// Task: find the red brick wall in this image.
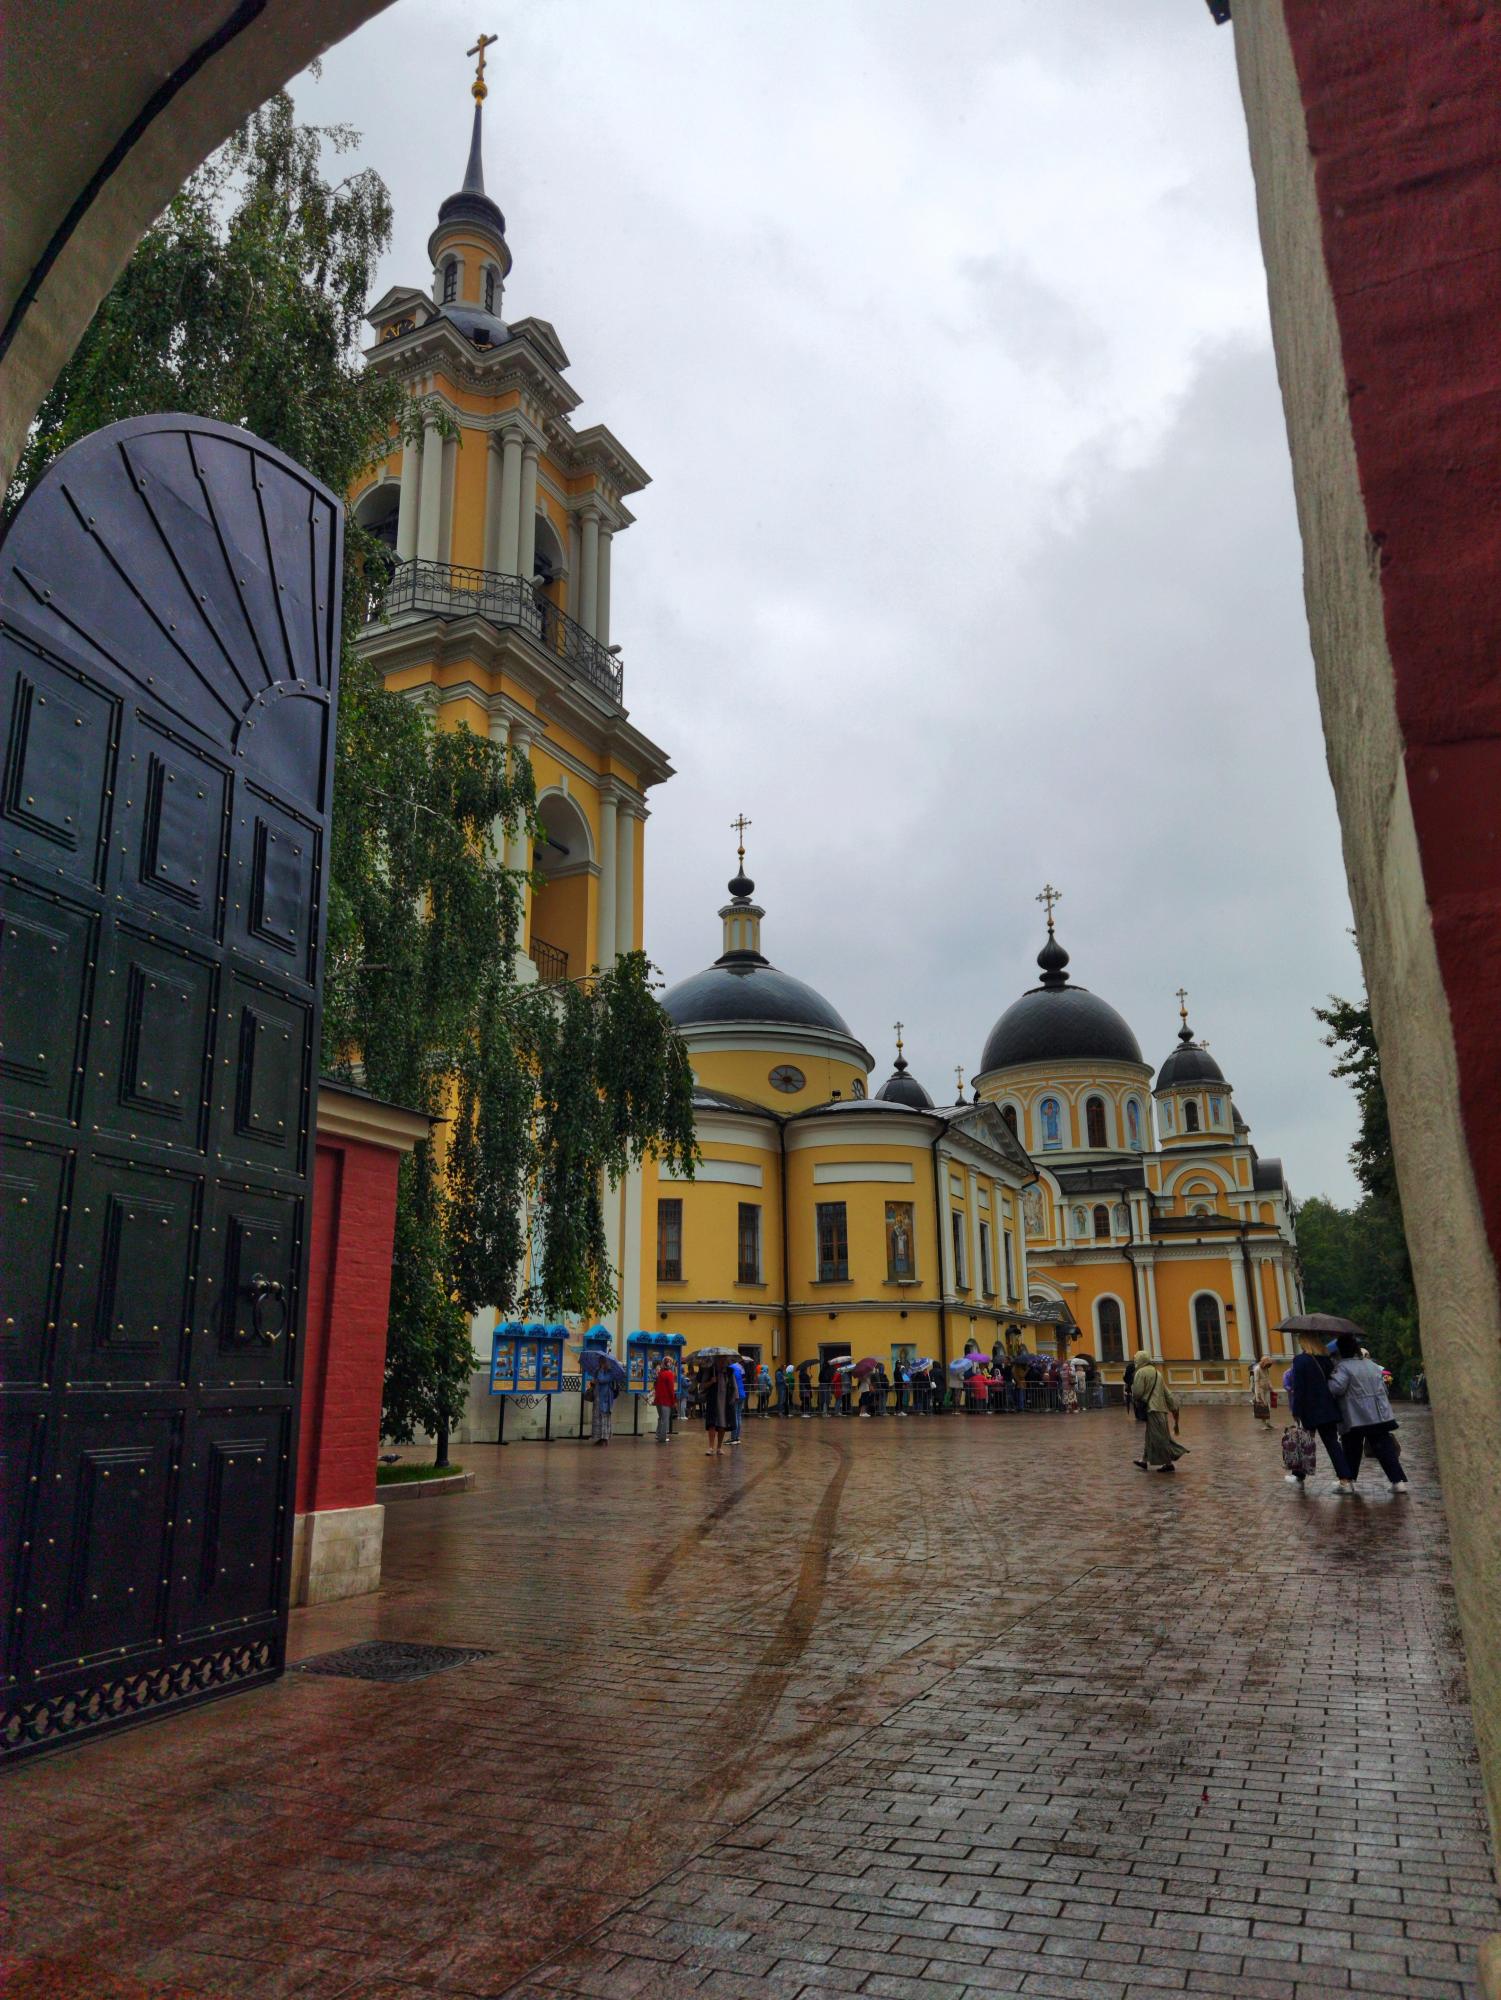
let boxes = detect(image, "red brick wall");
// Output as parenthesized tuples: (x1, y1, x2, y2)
(298, 1135, 402, 1516)
(1282, 0, 1501, 1269)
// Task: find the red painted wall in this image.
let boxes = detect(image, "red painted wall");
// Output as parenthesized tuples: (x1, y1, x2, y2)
(298, 1135, 402, 1516)
(1283, 0, 1501, 1265)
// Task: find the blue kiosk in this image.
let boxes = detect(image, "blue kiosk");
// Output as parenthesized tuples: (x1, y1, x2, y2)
(489, 1320, 567, 1442)
(626, 1330, 685, 1395)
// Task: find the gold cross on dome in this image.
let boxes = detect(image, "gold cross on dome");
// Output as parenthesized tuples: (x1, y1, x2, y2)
(954, 1063, 966, 1097)
(730, 813, 752, 865)
(893, 1020, 905, 1057)
(1036, 882, 1062, 930)
(1175, 986, 1190, 1026)
(468, 32, 498, 99)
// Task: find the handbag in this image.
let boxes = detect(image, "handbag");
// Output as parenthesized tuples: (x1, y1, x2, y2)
(1281, 1425, 1317, 1477)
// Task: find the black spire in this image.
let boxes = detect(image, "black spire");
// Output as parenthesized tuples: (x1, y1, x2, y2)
(432, 48, 507, 248)
(462, 98, 486, 194)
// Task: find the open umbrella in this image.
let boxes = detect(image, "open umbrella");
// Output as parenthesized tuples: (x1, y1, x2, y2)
(852, 1357, 881, 1376)
(579, 1348, 626, 1389)
(687, 1345, 742, 1362)
(949, 1353, 985, 1376)
(909, 1357, 935, 1374)
(1274, 1313, 1365, 1338)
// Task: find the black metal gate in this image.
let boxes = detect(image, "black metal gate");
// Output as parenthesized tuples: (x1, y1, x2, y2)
(1, 414, 341, 1758)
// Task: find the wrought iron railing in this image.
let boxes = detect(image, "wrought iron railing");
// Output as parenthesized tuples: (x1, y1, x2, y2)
(530, 936, 568, 986)
(367, 559, 623, 705)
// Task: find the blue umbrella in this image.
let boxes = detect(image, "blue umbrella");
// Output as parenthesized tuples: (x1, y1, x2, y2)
(949, 1354, 986, 1375)
(580, 1349, 626, 1388)
(910, 1357, 936, 1373)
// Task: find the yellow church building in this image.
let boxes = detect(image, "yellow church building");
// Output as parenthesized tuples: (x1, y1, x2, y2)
(355, 62, 1303, 1422)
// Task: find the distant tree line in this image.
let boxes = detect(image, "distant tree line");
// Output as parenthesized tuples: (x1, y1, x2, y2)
(1296, 994, 1420, 1382)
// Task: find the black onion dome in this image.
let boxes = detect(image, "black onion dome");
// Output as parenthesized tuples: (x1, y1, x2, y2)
(980, 926, 1143, 1072)
(876, 1054, 934, 1109)
(1155, 1024, 1226, 1091)
(660, 961, 855, 1037)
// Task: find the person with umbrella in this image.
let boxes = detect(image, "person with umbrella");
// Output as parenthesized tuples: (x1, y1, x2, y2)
(580, 1348, 624, 1448)
(701, 1353, 736, 1456)
(1286, 1324, 1355, 1491)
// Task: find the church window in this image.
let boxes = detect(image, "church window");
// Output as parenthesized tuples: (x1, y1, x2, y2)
(1126, 1098, 1142, 1150)
(950, 1209, 968, 1287)
(1194, 1293, 1226, 1361)
(1086, 1096, 1107, 1148)
(1002, 1229, 1015, 1298)
(1097, 1296, 1125, 1364)
(851, 1075, 866, 1098)
(656, 1198, 683, 1282)
(816, 1202, 849, 1282)
(484, 265, 496, 313)
(1040, 1097, 1062, 1149)
(979, 1221, 994, 1294)
(1184, 1100, 1201, 1133)
(737, 1203, 762, 1283)
(885, 1201, 916, 1280)
(1092, 1204, 1110, 1239)
(442, 260, 458, 303)
(1000, 1103, 1018, 1137)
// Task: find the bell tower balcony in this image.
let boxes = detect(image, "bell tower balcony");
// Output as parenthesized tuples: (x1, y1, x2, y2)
(365, 557, 623, 707)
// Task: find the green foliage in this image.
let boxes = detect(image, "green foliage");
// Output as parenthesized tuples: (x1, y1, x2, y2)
(1300, 990, 1420, 1379)
(14, 94, 699, 1461)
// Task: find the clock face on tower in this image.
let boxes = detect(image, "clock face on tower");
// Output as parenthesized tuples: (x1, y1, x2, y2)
(768, 1064, 806, 1094)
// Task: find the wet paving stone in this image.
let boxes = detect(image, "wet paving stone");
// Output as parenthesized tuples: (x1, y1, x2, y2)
(1, 1407, 1496, 1998)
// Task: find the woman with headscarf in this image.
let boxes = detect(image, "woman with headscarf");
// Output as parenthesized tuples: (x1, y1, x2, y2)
(1129, 1350, 1187, 1474)
(703, 1359, 734, 1457)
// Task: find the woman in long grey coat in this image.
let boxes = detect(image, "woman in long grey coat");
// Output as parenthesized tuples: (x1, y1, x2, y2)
(1129, 1351, 1187, 1474)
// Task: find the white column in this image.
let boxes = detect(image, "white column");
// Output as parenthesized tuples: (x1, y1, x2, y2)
(939, 1175, 957, 1297)
(1142, 1257, 1163, 1359)
(1228, 1253, 1253, 1362)
(621, 1162, 644, 1338)
(438, 434, 458, 562)
(614, 801, 635, 955)
(484, 436, 504, 572)
(498, 428, 523, 575)
(518, 445, 539, 581)
(416, 415, 444, 562)
(396, 435, 421, 562)
(968, 1173, 984, 1295)
(603, 1173, 623, 1342)
(579, 507, 601, 636)
(596, 792, 618, 968)
(487, 713, 510, 865)
(596, 528, 612, 646)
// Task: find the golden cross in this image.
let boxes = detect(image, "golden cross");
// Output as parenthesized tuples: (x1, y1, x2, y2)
(1036, 882, 1062, 930)
(468, 32, 498, 99)
(954, 1063, 966, 1097)
(893, 1020, 905, 1058)
(730, 813, 752, 864)
(1175, 986, 1189, 1026)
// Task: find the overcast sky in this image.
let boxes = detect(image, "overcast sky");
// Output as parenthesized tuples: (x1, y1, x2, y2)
(300, 0, 1366, 1202)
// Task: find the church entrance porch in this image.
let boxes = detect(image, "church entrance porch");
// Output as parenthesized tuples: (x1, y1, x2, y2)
(2, 1409, 1493, 1999)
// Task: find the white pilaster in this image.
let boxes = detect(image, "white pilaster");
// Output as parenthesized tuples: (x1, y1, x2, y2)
(579, 507, 601, 636)
(1142, 1257, 1163, 1359)
(614, 802, 636, 955)
(416, 415, 444, 563)
(484, 435, 504, 572)
(487, 712, 510, 866)
(518, 445, 539, 581)
(968, 1173, 984, 1296)
(596, 528, 612, 646)
(596, 791, 618, 967)
(438, 434, 458, 563)
(621, 1162, 644, 1337)
(396, 437, 421, 562)
(498, 428, 523, 575)
(1228, 1254, 1253, 1362)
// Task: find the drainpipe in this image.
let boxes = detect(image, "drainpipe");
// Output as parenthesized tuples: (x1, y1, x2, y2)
(1239, 1226, 1265, 1362)
(930, 1124, 950, 1374)
(778, 1110, 791, 1368)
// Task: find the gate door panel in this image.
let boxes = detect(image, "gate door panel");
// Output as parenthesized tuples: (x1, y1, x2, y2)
(1, 415, 341, 1758)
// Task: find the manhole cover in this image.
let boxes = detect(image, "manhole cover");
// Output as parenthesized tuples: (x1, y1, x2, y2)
(296, 1640, 493, 1684)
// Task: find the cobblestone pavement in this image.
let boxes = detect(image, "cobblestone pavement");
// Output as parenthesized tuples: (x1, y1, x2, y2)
(3, 1407, 1497, 2000)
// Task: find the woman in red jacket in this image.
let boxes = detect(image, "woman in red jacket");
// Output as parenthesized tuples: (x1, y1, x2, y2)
(652, 1361, 678, 1445)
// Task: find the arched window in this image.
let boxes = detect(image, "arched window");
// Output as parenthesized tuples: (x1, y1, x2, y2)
(483, 266, 496, 313)
(1040, 1098, 1062, 1150)
(1184, 1099, 1200, 1133)
(1097, 1297, 1125, 1364)
(1194, 1294, 1225, 1361)
(1000, 1103, 1018, 1137)
(1092, 1204, 1110, 1239)
(1085, 1096, 1107, 1148)
(1125, 1098, 1142, 1150)
(442, 260, 458, 303)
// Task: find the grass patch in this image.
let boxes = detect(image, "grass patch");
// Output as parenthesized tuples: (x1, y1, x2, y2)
(376, 1461, 466, 1486)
